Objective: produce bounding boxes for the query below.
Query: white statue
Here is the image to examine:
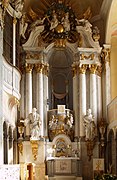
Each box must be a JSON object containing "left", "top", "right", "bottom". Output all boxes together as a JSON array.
[
  {"left": 24, "top": 108, "right": 42, "bottom": 140},
  {"left": 50, "top": 11, "right": 58, "bottom": 30},
  {"left": 49, "top": 115, "right": 58, "bottom": 129},
  {"left": 76, "top": 18, "right": 92, "bottom": 34},
  {"left": 20, "top": 13, "right": 28, "bottom": 39},
  {"left": 83, "top": 109, "right": 96, "bottom": 140},
  {"left": 67, "top": 113, "right": 73, "bottom": 128},
  {"left": 62, "top": 12, "right": 70, "bottom": 32}
]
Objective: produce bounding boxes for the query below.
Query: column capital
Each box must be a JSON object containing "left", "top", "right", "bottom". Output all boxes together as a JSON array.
[
  {"left": 89, "top": 64, "right": 98, "bottom": 74},
  {"left": 25, "top": 64, "right": 34, "bottom": 73},
  {"left": 79, "top": 64, "right": 87, "bottom": 74},
  {"left": 43, "top": 63, "right": 49, "bottom": 76},
  {"left": 13, "top": 17, "right": 17, "bottom": 24},
  {"left": 35, "top": 63, "right": 44, "bottom": 73},
  {"left": 96, "top": 66, "right": 102, "bottom": 77},
  {"left": 101, "top": 46, "right": 110, "bottom": 65},
  {"left": 71, "top": 65, "right": 77, "bottom": 77}
]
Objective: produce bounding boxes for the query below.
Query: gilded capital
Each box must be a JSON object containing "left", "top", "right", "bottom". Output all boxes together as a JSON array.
[
  {"left": 96, "top": 66, "right": 102, "bottom": 77},
  {"left": 79, "top": 64, "right": 87, "bottom": 74},
  {"left": 35, "top": 63, "right": 44, "bottom": 73},
  {"left": 25, "top": 64, "right": 34, "bottom": 73},
  {"left": 13, "top": 18, "right": 17, "bottom": 24},
  {"left": 89, "top": 64, "right": 97, "bottom": 74},
  {"left": 71, "top": 65, "right": 77, "bottom": 77},
  {"left": 101, "top": 47, "right": 110, "bottom": 65},
  {"left": 43, "top": 64, "right": 49, "bottom": 76}
]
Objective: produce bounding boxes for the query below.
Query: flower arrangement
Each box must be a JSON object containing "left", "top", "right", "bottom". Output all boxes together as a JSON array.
[{"left": 94, "top": 174, "right": 117, "bottom": 180}]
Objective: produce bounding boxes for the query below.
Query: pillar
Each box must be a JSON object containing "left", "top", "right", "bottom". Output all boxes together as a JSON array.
[
  {"left": 96, "top": 66, "right": 102, "bottom": 121},
  {"left": 20, "top": 68, "right": 25, "bottom": 119},
  {"left": 25, "top": 64, "right": 33, "bottom": 137},
  {"left": 110, "top": 37, "right": 117, "bottom": 99},
  {"left": 43, "top": 63, "right": 49, "bottom": 137},
  {"left": 13, "top": 18, "right": 17, "bottom": 66},
  {"left": 79, "top": 64, "right": 87, "bottom": 137},
  {"left": 89, "top": 64, "right": 97, "bottom": 124},
  {"left": 102, "top": 45, "right": 111, "bottom": 119},
  {"left": 72, "top": 63, "right": 79, "bottom": 137},
  {"left": 35, "top": 63, "right": 44, "bottom": 137}
]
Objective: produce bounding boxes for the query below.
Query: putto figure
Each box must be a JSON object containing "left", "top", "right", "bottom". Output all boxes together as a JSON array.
[{"left": 24, "top": 108, "right": 42, "bottom": 140}]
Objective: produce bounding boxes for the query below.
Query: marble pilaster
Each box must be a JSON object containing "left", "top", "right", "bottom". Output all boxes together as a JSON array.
[
  {"left": 79, "top": 65, "right": 87, "bottom": 137},
  {"left": 20, "top": 69, "right": 25, "bottom": 119},
  {"left": 35, "top": 63, "right": 44, "bottom": 136},
  {"left": 13, "top": 18, "right": 17, "bottom": 66},
  {"left": 43, "top": 63, "right": 49, "bottom": 136},
  {"left": 96, "top": 66, "right": 102, "bottom": 121},
  {"left": 72, "top": 64, "right": 79, "bottom": 137},
  {"left": 25, "top": 64, "right": 33, "bottom": 136},
  {"left": 102, "top": 45, "right": 111, "bottom": 119},
  {"left": 89, "top": 65, "right": 97, "bottom": 124}
]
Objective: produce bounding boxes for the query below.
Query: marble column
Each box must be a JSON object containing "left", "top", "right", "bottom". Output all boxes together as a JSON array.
[
  {"left": 0, "top": 30, "right": 4, "bottom": 164},
  {"left": 25, "top": 64, "right": 33, "bottom": 137},
  {"left": 79, "top": 65, "right": 87, "bottom": 137},
  {"left": 72, "top": 63, "right": 79, "bottom": 137},
  {"left": 8, "top": 127, "right": 14, "bottom": 164},
  {"left": 43, "top": 63, "right": 49, "bottom": 137},
  {"left": 96, "top": 66, "right": 102, "bottom": 121},
  {"left": 20, "top": 68, "right": 25, "bottom": 119},
  {"left": 102, "top": 45, "right": 111, "bottom": 119},
  {"left": 89, "top": 64, "right": 97, "bottom": 124},
  {"left": 35, "top": 63, "right": 44, "bottom": 137},
  {"left": 13, "top": 18, "right": 17, "bottom": 66}
]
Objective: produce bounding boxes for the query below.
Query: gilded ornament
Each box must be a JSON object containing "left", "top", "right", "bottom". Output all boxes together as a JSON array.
[
  {"left": 79, "top": 64, "right": 87, "bottom": 74},
  {"left": 30, "top": 140, "right": 39, "bottom": 161},
  {"left": 72, "top": 64, "right": 77, "bottom": 77},
  {"left": 96, "top": 66, "right": 102, "bottom": 77},
  {"left": 43, "top": 64, "right": 49, "bottom": 76},
  {"left": 89, "top": 64, "right": 97, "bottom": 74},
  {"left": 18, "top": 141, "right": 23, "bottom": 155},
  {"left": 80, "top": 53, "right": 95, "bottom": 60},
  {"left": 25, "top": 64, "right": 33, "bottom": 73},
  {"left": 54, "top": 39, "right": 66, "bottom": 47},
  {"left": 35, "top": 63, "right": 44, "bottom": 73}
]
